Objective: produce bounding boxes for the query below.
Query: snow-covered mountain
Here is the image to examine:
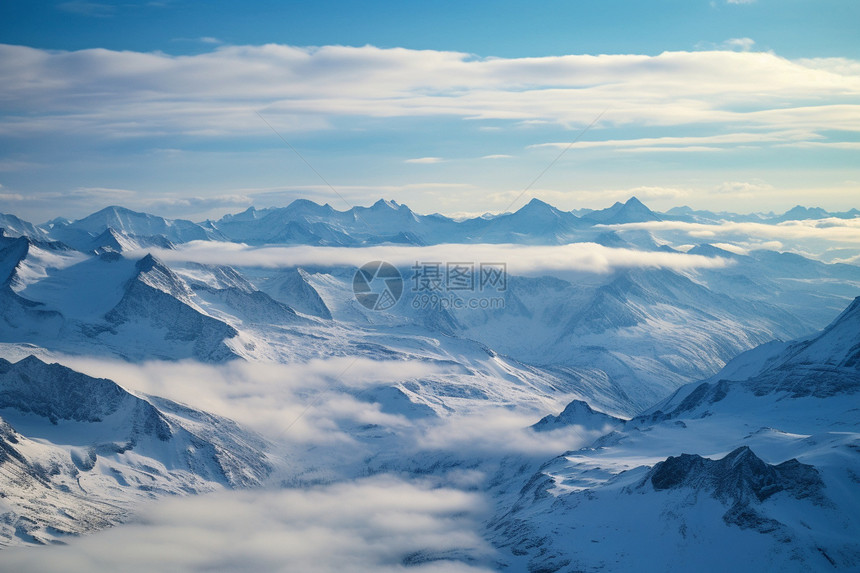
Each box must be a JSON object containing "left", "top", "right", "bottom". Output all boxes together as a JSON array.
[
  {"left": 582, "top": 196, "right": 662, "bottom": 224},
  {"left": 3, "top": 206, "right": 856, "bottom": 409},
  {"left": 55, "top": 206, "right": 221, "bottom": 244},
  {"left": 642, "top": 295, "right": 860, "bottom": 421},
  {"left": 0, "top": 198, "right": 857, "bottom": 569},
  {"left": 487, "top": 296, "right": 860, "bottom": 571},
  {"left": 3, "top": 197, "right": 860, "bottom": 253},
  {"left": 258, "top": 267, "right": 332, "bottom": 319},
  {"left": 450, "top": 267, "right": 812, "bottom": 407},
  {"left": 101, "top": 254, "right": 240, "bottom": 361},
  {"left": 531, "top": 399, "right": 624, "bottom": 433},
  {"left": 84, "top": 227, "right": 175, "bottom": 254},
  {"left": 0, "top": 216, "right": 50, "bottom": 241},
  {"left": 0, "top": 244, "right": 242, "bottom": 362}
]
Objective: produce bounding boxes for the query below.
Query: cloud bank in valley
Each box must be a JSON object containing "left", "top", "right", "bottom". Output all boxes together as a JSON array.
[
  {"left": 601, "top": 217, "right": 860, "bottom": 244},
  {"left": 62, "top": 356, "right": 444, "bottom": 445},
  {"left": 60, "top": 356, "right": 607, "bottom": 459},
  {"left": 128, "top": 241, "right": 732, "bottom": 275},
  {"left": 0, "top": 476, "right": 493, "bottom": 573}
]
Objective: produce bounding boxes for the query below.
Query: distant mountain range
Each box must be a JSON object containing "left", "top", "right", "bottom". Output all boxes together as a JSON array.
[{"left": 2, "top": 197, "right": 858, "bottom": 250}]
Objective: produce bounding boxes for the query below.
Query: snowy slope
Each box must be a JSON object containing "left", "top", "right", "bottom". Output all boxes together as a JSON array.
[
  {"left": 257, "top": 267, "right": 333, "bottom": 319},
  {"left": 5, "top": 250, "right": 241, "bottom": 362},
  {"left": 0, "top": 356, "right": 270, "bottom": 547},
  {"left": 101, "top": 255, "right": 240, "bottom": 362},
  {"left": 453, "top": 267, "right": 812, "bottom": 408},
  {"left": 532, "top": 399, "right": 625, "bottom": 433},
  {"left": 486, "top": 296, "right": 860, "bottom": 571},
  {"left": 583, "top": 196, "right": 663, "bottom": 224},
  {"left": 59, "top": 206, "right": 220, "bottom": 244},
  {"left": 0, "top": 216, "right": 50, "bottom": 241}
]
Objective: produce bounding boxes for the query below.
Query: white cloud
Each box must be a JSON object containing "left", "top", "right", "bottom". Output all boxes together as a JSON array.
[
  {"left": 713, "top": 180, "right": 774, "bottom": 197},
  {"left": 405, "top": 157, "right": 445, "bottom": 164},
  {"left": 67, "top": 186, "right": 137, "bottom": 200},
  {"left": 126, "top": 242, "right": 733, "bottom": 275},
  {"left": 776, "top": 141, "right": 860, "bottom": 150},
  {"left": 144, "top": 194, "right": 253, "bottom": 214},
  {"left": 601, "top": 218, "right": 860, "bottom": 244},
  {"left": 625, "top": 186, "right": 689, "bottom": 201},
  {"left": 723, "top": 38, "right": 756, "bottom": 51},
  {"left": 0, "top": 44, "right": 858, "bottom": 141},
  {"left": 530, "top": 130, "right": 815, "bottom": 153},
  {"left": 61, "top": 356, "right": 444, "bottom": 445},
  {"left": 0, "top": 191, "right": 25, "bottom": 201},
  {"left": 417, "top": 409, "right": 615, "bottom": 456},
  {"left": 710, "top": 242, "right": 749, "bottom": 255},
  {"left": 0, "top": 476, "right": 493, "bottom": 573}
]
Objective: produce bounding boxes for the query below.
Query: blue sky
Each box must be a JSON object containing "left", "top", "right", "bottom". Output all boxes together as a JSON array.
[{"left": 1, "top": 0, "right": 859, "bottom": 222}]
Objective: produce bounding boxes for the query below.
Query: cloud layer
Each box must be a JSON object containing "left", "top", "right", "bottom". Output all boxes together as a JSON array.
[
  {"left": 129, "top": 241, "right": 732, "bottom": 275},
  {"left": 2, "top": 43, "right": 858, "bottom": 139},
  {"left": 1, "top": 42, "right": 858, "bottom": 220},
  {"left": 1, "top": 476, "right": 493, "bottom": 573},
  {"left": 62, "top": 356, "right": 442, "bottom": 445},
  {"left": 602, "top": 217, "right": 860, "bottom": 244}
]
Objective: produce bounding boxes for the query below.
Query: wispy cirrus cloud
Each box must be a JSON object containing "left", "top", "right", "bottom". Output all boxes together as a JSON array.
[
  {"left": 405, "top": 157, "right": 445, "bottom": 164},
  {"left": 530, "top": 130, "right": 817, "bottom": 153},
  {"left": 723, "top": 37, "right": 756, "bottom": 51}
]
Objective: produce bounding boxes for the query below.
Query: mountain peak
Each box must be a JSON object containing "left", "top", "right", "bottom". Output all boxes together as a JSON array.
[
  {"left": 775, "top": 205, "right": 830, "bottom": 222},
  {"left": 135, "top": 253, "right": 161, "bottom": 273},
  {"left": 0, "top": 355, "right": 171, "bottom": 432},
  {"left": 646, "top": 445, "right": 821, "bottom": 507},
  {"left": 797, "top": 295, "right": 860, "bottom": 368},
  {"left": 87, "top": 205, "right": 141, "bottom": 219},
  {"left": 286, "top": 198, "right": 329, "bottom": 211},
  {"left": 371, "top": 198, "right": 403, "bottom": 210},
  {"left": 532, "top": 399, "right": 624, "bottom": 432},
  {"left": 584, "top": 196, "right": 660, "bottom": 224},
  {"left": 513, "top": 198, "right": 563, "bottom": 217},
  {"left": 524, "top": 197, "right": 553, "bottom": 209},
  {"left": 131, "top": 253, "right": 195, "bottom": 302}
]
